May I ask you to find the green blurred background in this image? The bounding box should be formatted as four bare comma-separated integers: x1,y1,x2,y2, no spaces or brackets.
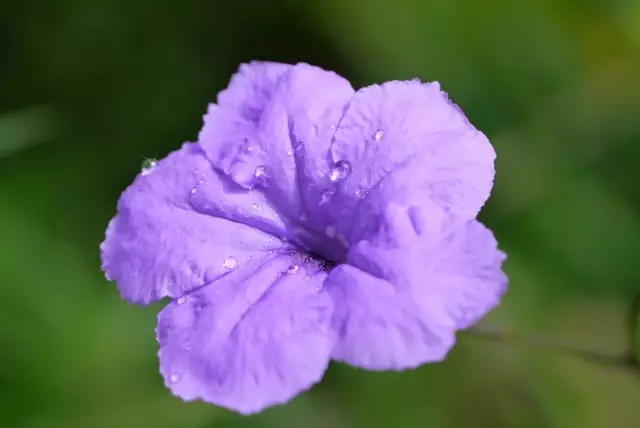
1,0,639,427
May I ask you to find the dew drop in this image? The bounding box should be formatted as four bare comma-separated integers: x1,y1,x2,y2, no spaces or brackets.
176,296,186,305
329,160,352,182
169,373,181,383
287,149,294,156
254,166,266,178
190,187,198,194
141,158,157,176
287,265,300,274
223,257,238,269
374,129,384,141
355,186,368,199
320,189,334,204
251,202,259,210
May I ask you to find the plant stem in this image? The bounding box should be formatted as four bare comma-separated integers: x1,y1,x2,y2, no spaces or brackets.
463,323,640,376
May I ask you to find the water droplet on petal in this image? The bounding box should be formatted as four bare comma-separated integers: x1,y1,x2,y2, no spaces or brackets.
254,166,266,178
223,257,238,269
336,232,350,249
287,265,300,274
176,296,186,305
325,225,337,237
141,158,157,176
190,187,198,194
355,186,368,199
251,202,259,210
287,149,294,156
320,189,334,205
170,373,181,383
329,160,352,182
374,129,384,141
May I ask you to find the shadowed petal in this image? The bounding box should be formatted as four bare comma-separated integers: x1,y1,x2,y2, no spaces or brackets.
197,62,355,260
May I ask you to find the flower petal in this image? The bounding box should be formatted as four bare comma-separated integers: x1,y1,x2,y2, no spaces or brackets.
327,80,496,241
198,62,355,260
100,143,293,304
197,62,290,191
216,61,292,121
348,201,508,331
325,263,454,370
328,201,506,370
424,218,508,330
276,64,355,241
156,252,333,415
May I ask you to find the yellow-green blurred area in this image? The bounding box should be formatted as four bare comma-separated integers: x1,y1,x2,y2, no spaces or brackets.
1,0,639,427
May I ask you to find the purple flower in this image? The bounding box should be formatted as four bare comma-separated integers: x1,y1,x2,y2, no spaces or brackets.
100,62,507,414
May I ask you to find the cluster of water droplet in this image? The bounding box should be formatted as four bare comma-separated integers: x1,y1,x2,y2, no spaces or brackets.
319,160,352,206
329,160,352,182
254,165,266,179
190,169,207,195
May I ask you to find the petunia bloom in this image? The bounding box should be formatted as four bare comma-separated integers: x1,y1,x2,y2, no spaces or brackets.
100,62,507,414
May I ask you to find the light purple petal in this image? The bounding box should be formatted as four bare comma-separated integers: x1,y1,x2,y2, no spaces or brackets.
100,143,294,304
348,201,507,332
326,80,496,242
197,62,290,191
327,200,506,370
216,61,291,120
325,263,455,370
156,252,333,415
422,218,508,330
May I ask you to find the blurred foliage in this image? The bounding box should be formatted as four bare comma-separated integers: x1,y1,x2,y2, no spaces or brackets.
1,0,639,427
